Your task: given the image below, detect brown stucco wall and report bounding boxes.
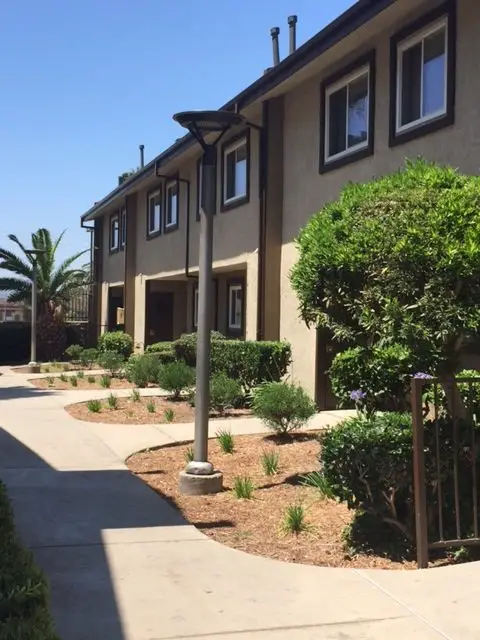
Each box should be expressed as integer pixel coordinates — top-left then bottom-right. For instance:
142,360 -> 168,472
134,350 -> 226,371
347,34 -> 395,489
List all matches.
281,0 -> 480,396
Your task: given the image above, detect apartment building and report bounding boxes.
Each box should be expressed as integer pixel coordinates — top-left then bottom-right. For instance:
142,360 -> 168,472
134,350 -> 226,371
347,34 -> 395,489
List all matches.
81,0 -> 479,406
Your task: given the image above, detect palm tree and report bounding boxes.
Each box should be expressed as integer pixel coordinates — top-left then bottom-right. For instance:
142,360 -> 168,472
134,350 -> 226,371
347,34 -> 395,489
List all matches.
0,228 -> 89,360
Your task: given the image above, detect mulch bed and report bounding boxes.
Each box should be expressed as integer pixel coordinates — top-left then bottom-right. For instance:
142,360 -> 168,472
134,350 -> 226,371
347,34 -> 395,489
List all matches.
66,395 -> 251,424
30,375 -> 135,391
127,433 -> 419,570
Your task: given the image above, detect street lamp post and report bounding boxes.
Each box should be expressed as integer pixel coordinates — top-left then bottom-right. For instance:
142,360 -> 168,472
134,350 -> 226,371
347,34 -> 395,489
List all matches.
25,249 -> 46,373
173,110 -> 245,495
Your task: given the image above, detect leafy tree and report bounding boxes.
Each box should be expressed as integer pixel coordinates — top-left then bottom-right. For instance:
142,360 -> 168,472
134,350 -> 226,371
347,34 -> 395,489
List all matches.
0,228 -> 88,360
291,160 -> 480,379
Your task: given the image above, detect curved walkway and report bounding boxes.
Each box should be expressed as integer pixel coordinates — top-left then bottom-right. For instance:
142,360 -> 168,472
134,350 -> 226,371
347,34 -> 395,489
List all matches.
0,366 -> 478,640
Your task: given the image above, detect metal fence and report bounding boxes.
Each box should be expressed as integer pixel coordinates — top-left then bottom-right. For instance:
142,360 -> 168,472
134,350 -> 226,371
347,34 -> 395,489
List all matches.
411,376 -> 480,568
64,286 -> 91,323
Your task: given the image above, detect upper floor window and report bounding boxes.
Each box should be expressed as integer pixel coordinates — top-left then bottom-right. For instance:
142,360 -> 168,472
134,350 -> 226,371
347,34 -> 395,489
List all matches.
192,284 -> 199,329
109,213 -> 119,252
390,4 -> 455,145
227,280 -> 244,334
147,189 -> 162,237
120,206 -> 126,249
221,133 -> 250,210
320,51 -> 375,173
165,181 -> 179,230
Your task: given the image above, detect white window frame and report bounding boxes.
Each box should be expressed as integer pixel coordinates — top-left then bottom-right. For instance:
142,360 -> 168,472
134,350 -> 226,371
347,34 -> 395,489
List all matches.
396,17 -> 448,135
109,214 -> 119,251
223,138 -> 247,205
193,285 -> 199,329
147,189 -> 161,236
165,181 -> 179,229
120,206 -> 126,248
228,283 -> 243,331
324,64 -> 370,164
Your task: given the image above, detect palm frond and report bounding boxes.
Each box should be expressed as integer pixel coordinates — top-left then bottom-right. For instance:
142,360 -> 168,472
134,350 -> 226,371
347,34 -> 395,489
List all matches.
0,248 -> 33,279
7,234 -> 31,259
0,277 -> 32,303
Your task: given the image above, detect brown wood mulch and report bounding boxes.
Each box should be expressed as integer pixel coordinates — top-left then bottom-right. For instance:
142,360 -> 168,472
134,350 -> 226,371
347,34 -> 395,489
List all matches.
66,395 -> 251,425
30,375 -> 135,391
127,433 -> 419,570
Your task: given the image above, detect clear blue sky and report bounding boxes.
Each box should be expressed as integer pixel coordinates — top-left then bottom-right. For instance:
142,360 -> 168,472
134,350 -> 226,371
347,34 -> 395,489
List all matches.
0,0 -> 355,264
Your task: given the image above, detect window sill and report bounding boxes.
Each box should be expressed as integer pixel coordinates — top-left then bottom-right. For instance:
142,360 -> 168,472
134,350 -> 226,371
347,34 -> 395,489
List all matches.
221,194 -> 249,213
226,326 -> 244,338
389,111 -> 454,147
319,144 -> 373,174
164,222 -> 179,234
146,229 -> 162,240
109,246 -> 120,255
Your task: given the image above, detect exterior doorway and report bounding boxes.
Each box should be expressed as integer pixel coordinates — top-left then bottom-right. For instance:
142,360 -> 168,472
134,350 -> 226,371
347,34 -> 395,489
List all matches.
145,285 -> 174,346
315,328 -> 341,410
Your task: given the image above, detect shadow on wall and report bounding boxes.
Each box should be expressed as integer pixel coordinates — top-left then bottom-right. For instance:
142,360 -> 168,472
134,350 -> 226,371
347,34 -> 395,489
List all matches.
0,426 -> 188,640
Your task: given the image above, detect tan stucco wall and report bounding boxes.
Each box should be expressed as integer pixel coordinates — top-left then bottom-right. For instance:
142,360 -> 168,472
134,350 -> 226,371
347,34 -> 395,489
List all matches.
281,0 -> 480,396
101,213 -> 125,286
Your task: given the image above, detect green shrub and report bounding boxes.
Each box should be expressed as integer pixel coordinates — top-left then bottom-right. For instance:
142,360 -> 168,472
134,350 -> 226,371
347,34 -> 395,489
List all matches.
65,343 -> 83,362
209,373 -> 242,415
87,399 -> 102,413
233,476 -> 254,499
164,408 -> 175,422
100,374 -> 111,389
329,344 -> 418,412
98,331 -> 133,358
77,370 -> 85,380
300,471 -> 335,499
184,446 -> 194,463
125,354 -> 160,388
107,393 -> 118,409
320,412 -> 480,545
252,382 -> 316,435
174,331 -> 225,367
130,388 -> 141,402
0,482 -> 59,639
261,450 -> 279,476
46,376 -> 54,386
146,399 -> 156,413
145,341 -> 176,364
87,375 -> 96,384
59,373 -> 68,383
98,350 -> 124,377
70,375 -> 78,387
157,361 -> 196,399
282,504 -> 307,535
216,429 -> 235,454
79,347 -> 99,369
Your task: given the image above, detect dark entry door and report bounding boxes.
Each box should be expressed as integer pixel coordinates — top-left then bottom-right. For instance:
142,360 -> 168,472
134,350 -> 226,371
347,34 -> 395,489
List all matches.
315,328 -> 341,410
145,290 -> 174,346
108,293 -> 124,331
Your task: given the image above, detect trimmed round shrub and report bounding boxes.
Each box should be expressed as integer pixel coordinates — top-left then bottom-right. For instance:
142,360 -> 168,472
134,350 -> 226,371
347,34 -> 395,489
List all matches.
64,343 -> 83,362
209,373 -> 242,415
125,354 -> 160,388
79,347 -> 99,369
252,381 -> 316,434
157,361 -> 196,399
174,331 -> 225,367
145,341 -> 176,364
98,350 -> 124,377
98,331 -> 133,359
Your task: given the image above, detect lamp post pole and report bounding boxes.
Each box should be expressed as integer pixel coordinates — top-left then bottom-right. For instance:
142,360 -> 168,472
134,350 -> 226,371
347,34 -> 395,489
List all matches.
30,258 -> 38,367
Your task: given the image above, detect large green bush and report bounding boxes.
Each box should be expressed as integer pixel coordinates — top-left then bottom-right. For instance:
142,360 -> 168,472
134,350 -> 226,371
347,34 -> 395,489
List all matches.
252,381 -> 316,435
125,354 -> 160,388
98,331 -> 133,359
320,412 -> 480,544
209,373 -> 242,415
329,343 -> 418,412
174,331 -> 225,367
98,350 -> 124,377
144,341 -> 176,364
0,481 -> 59,639
157,361 -> 196,399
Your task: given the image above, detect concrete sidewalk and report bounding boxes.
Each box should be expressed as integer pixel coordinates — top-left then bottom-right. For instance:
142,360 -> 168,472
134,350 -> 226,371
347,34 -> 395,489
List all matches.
0,366 -> 478,639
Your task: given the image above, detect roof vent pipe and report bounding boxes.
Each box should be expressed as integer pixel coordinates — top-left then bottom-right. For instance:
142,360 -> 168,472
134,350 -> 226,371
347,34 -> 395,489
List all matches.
270,27 -> 280,66
288,15 -> 297,54
139,144 -> 145,169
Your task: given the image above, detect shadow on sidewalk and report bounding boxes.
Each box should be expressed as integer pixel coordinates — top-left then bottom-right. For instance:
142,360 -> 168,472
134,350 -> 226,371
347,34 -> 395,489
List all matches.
0,426 -> 187,640
0,386 -> 59,401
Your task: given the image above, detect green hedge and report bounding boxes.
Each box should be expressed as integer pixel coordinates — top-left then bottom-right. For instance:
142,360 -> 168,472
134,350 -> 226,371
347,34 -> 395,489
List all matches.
173,331 -> 225,367
144,341 -> 176,364
0,481 -> 59,639
97,331 -> 133,359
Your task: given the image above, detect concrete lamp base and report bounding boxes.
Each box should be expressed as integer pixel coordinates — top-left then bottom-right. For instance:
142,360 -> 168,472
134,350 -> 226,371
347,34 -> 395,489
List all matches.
27,362 -> 41,374
179,470 -> 223,496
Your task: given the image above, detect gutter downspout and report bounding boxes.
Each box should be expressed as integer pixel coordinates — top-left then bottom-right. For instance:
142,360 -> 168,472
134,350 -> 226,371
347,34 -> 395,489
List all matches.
256,103 -> 268,341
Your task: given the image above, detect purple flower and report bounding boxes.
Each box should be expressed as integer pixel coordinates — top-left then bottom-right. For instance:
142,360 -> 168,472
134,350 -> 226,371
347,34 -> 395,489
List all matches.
413,372 -> 433,379
350,389 -> 367,402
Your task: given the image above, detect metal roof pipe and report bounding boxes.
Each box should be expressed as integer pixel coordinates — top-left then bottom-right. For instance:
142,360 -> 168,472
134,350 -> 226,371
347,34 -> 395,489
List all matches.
139,144 -> 145,169
288,15 -> 297,55
270,27 -> 280,66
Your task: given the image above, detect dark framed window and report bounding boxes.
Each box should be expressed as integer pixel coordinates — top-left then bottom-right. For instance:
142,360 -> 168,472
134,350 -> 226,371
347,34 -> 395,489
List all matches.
192,283 -> 199,329
221,131 -> 250,212
389,2 -> 456,146
227,279 -> 245,336
147,188 -> 162,238
196,155 -> 217,221
120,206 -> 126,249
320,51 -> 376,173
109,213 -> 119,252
165,180 -> 179,231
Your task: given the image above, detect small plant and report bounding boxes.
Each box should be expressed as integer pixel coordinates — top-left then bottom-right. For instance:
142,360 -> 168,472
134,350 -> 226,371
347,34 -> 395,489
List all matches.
209,373 -> 242,415
65,344 -> 83,362
146,399 -> 156,413
282,504 -> 307,535
98,330 -> 133,358
125,354 -> 160,388
261,450 -> 280,476
87,375 -> 96,384
216,429 -> 235,454
130,389 -> 141,402
70,376 -> 78,387
107,393 -> 118,409
164,408 -> 175,422
59,373 -> 68,383
77,370 -> 85,380
100,375 -> 111,389
80,348 -> 99,369
43,366 -> 51,373
184,446 -> 194,463
157,361 -> 195,399
233,476 -> 254,500
300,471 -> 335,499
87,399 -> 102,413
46,375 -> 54,386
98,350 -> 124,378
252,382 -> 316,435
